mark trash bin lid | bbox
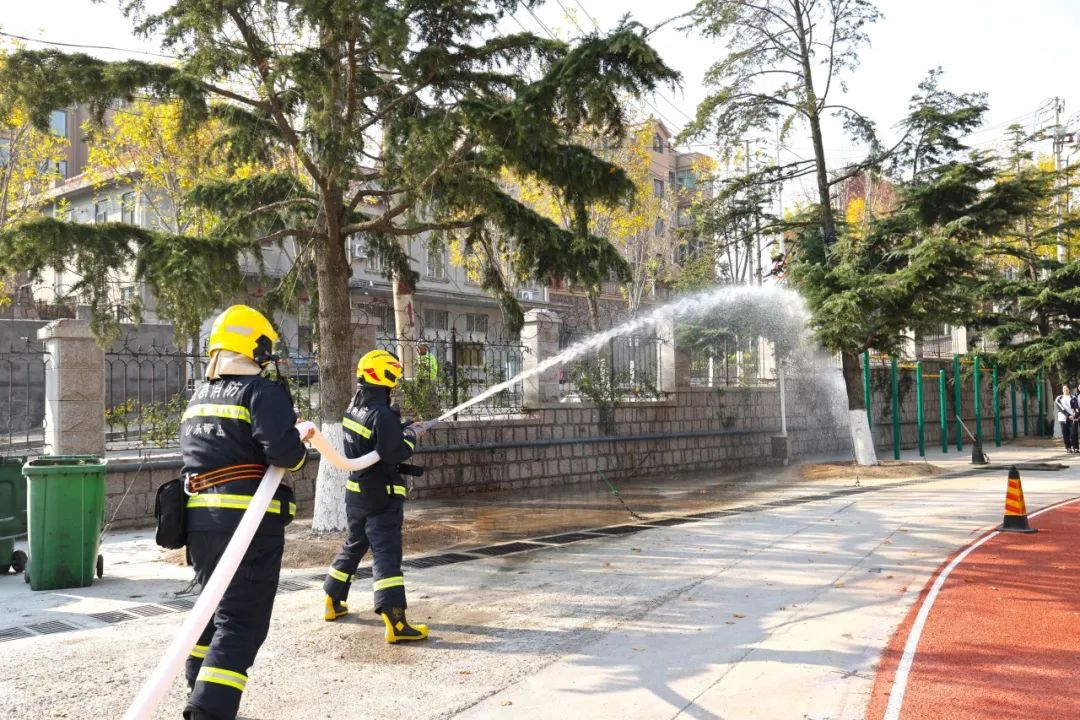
[22,455,108,476]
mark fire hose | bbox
[121,419,437,720]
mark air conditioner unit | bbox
[518,290,536,301]
[351,240,368,260]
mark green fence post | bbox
[1037,373,1045,437]
[974,356,983,447]
[1011,380,1018,439]
[891,358,901,460]
[940,370,948,453]
[992,365,1001,447]
[915,360,925,457]
[863,350,872,430]
[953,354,963,451]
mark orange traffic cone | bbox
[998,466,1037,533]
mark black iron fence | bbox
[105,340,322,450]
[558,332,662,402]
[0,338,48,454]
[377,330,527,418]
[688,343,778,388]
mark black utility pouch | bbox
[154,478,187,549]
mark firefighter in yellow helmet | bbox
[322,349,430,642]
[181,305,308,720]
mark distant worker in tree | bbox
[322,349,431,643]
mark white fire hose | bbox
[122,423,382,720]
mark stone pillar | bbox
[39,319,105,456]
[522,308,562,408]
[900,329,917,360]
[951,325,968,355]
[657,318,690,395]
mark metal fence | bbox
[105,340,322,450]
[688,342,778,388]
[0,339,48,454]
[558,332,662,401]
[377,330,527,418]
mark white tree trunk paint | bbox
[311,421,349,532]
[849,410,879,466]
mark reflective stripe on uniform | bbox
[182,403,252,424]
[289,454,306,472]
[342,416,372,438]
[403,437,414,450]
[196,666,248,692]
[190,643,210,659]
[186,493,296,516]
[345,481,406,497]
[328,567,352,584]
[373,576,405,592]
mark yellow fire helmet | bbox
[356,349,403,388]
[208,305,279,366]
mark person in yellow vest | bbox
[181,305,308,720]
[416,342,438,381]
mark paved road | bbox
[0,444,1074,720]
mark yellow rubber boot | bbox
[324,595,349,622]
[381,607,428,643]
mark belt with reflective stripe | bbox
[186,463,267,493]
[189,643,209,660]
[373,575,405,592]
[328,567,352,584]
[183,403,252,423]
[186,493,296,516]
[342,416,372,438]
[196,665,248,692]
[345,481,407,497]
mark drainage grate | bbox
[0,627,33,642]
[161,598,195,612]
[534,532,603,544]
[354,567,373,580]
[644,517,699,527]
[404,552,475,569]
[277,579,310,593]
[590,524,649,536]
[27,620,77,635]
[686,510,740,519]
[126,604,174,618]
[467,541,546,557]
[308,573,327,583]
[762,497,808,508]
[89,610,137,624]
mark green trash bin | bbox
[23,455,107,591]
[0,457,28,575]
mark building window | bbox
[423,308,449,333]
[677,170,696,191]
[653,179,664,198]
[464,313,488,335]
[654,218,665,237]
[53,160,67,179]
[366,252,383,273]
[120,192,136,224]
[456,342,484,367]
[652,133,663,153]
[425,241,447,280]
[676,206,692,227]
[668,171,676,187]
[50,110,68,138]
[94,200,109,224]
[378,304,395,333]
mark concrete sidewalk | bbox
[0,441,1072,719]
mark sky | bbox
[3,0,1078,200]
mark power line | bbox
[0,30,176,59]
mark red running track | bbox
[867,498,1080,720]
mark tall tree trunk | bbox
[841,349,878,465]
[311,189,355,532]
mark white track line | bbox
[881,495,1080,720]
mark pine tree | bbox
[0,1,677,530]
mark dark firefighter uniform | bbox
[182,305,308,720]
[323,349,429,642]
